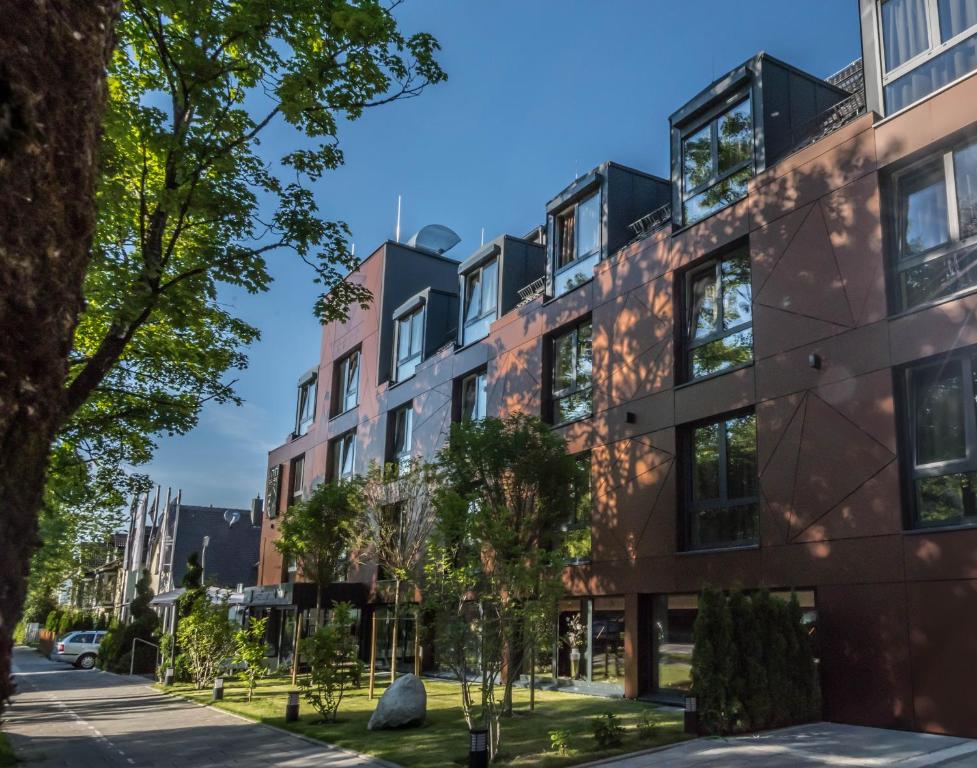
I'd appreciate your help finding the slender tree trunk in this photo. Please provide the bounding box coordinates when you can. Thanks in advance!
[390,577,400,684]
[0,1,119,714]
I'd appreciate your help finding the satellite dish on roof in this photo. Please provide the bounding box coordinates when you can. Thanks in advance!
[223,509,241,527]
[406,224,461,255]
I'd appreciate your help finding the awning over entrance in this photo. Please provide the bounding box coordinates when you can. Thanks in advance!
[149,588,186,606]
[243,581,367,610]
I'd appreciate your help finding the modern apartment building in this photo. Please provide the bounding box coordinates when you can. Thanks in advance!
[256,1,977,738]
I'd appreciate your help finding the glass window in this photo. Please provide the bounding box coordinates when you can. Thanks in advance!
[654,594,697,693]
[295,376,317,435]
[334,350,360,415]
[554,192,601,297]
[395,307,424,381]
[685,412,758,549]
[331,431,356,482]
[289,454,305,505]
[591,599,626,685]
[680,95,753,225]
[389,404,413,472]
[564,452,592,562]
[907,352,977,527]
[881,0,977,112]
[462,259,499,345]
[551,319,593,424]
[893,139,977,309]
[459,370,487,422]
[686,247,753,380]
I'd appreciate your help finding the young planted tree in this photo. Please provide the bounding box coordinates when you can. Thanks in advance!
[275,482,357,622]
[353,460,437,683]
[234,616,268,703]
[176,597,235,690]
[427,414,581,760]
[0,0,445,712]
[300,602,362,722]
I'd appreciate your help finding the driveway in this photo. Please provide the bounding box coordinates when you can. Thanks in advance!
[3,646,391,767]
[592,722,977,767]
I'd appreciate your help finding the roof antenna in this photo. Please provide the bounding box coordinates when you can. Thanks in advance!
[395,194,402,242]
[480,227,485,246]
[351,242,356,258]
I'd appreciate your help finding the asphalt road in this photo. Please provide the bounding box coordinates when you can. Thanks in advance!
[3,646,391,767]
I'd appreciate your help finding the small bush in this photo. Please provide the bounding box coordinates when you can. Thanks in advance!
[548,729,571,755]
[637,710,657,740]
[591,712,624,749]
[45,609,62,632]
[300,602,362,723]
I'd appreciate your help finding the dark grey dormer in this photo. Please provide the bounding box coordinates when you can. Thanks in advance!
[457,235,545,346]
[391,287,458,383]
[670,53,849,228]
[545,162,671,299]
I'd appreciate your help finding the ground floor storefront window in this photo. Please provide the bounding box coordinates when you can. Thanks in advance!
[539,596,627,692]
[372,604,418,673]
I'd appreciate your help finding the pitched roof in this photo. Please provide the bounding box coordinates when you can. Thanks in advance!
[169,504,261,590]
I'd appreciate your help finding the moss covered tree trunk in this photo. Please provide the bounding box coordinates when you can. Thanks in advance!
[0,1,118,713]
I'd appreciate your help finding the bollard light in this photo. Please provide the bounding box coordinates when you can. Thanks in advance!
[213,677,224,701]
[683,695,698,735]
[468,728,489,768]
[164,667,174,687]
[285,690,300,722]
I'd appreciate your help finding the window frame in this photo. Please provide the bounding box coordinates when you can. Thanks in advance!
[458,368,488,423]
[550,317,594,426]
[553,191,602,295]
[679,91,754,225]
[902,350,977,528]
[890,136,977,311]
[329,430,357,483]
[878,0,977,86]
[462,259,499,344]
[683,246,754,382]
[681,410,759,551]
[394,306,425,382]
[388,403,414,472]
[332,349,360,417]
[289,454,305,507]
[295,375,317,436]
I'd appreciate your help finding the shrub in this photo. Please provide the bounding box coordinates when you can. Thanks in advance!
[691,586,735,735]
[637,710,657,740]
[591,712,624,749]
[300,602,362,722]
[548,729,571,755]
[177,598,235,689]
[98,573,158,674]
[234,617,269,702]
[44,609,62,632]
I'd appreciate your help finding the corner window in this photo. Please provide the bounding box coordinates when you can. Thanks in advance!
[564,452,592,562]
[330,431,356,483]
[389,403,413,472]
[459,369,488,422]
[892,138,977,309]
[462,259,499,345]
[880,0,977,112]
[551,318,593,425]
[395,307,424,382]
[554,192,601,297]
[905,351,977,527]
[333,350,360,416]
[685,246,753,380]
[295,376,317,436]
[683,412,758,550]
[681,95,753,225]
[289,454,305,507]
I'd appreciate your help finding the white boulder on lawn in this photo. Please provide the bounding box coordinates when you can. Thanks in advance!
[367,673,427,730]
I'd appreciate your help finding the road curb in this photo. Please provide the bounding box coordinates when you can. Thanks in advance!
[150,684,402,768]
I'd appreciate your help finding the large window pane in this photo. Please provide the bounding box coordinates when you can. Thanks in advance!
[565,453,592,561]
[692,503,758,548]
[591,606,625,684]
[656,594,696,692]
[397,317,410,360]
[481,259,498,314]
[899,244,977,306]
[885,33,977,112]
[918,472,977,523]
[717,99,752,175]
[557,210,575,268]
[576,321,593,382]
[461,371,487,422]
[576,193,600,260]
[689,268,718,339]
[684,168,751,224]
[464,271,482,323]
[938,0,977,41]
[683,124,712,193]
[687,250,753,380]
[555,390,592,424]
[552,320,592,423]
[726,414,758,498]
[692,422,721,501]
[553,334,575,392]
[721,255,753,329]
[882,0,930,71]
[901,165,950,257]
[915,362,967,464]
[410,310,423,356]
[954,141,977,240]
[691,330,754,379]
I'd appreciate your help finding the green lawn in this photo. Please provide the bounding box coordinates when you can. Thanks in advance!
[0,731,16,767]
[161,675,689,766]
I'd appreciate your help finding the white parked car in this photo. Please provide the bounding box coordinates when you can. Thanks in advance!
[52,630,108,669]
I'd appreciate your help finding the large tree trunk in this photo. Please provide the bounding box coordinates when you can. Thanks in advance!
[0,1,118,713]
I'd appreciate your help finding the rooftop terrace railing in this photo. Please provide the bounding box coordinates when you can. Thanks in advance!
[787,58,867,155]
[624,201,673,248]
[516,276,546,306]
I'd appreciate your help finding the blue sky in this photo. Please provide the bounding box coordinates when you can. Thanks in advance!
[143,0,863,509]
